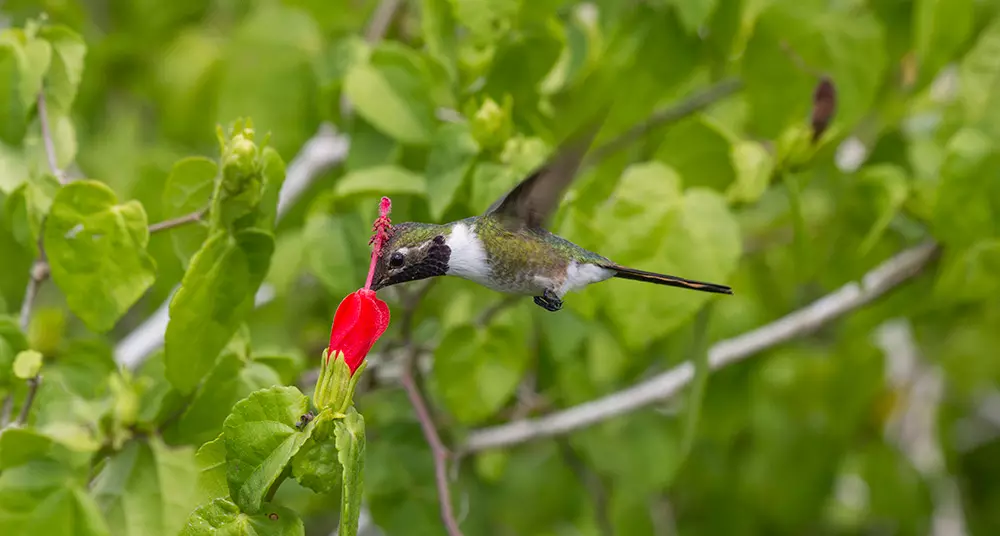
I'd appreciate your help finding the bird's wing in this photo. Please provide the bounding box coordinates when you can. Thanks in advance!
[485,108,610,231]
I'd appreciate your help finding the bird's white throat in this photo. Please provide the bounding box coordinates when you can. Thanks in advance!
[444,222,491,284]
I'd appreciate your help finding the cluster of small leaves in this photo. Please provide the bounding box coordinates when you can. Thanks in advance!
[1,0,1000,535]
[0,16,369,535]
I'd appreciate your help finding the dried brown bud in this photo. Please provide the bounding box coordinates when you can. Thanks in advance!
[811,76,836,143]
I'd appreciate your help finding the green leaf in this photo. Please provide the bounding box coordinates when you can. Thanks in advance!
[0,427,89,470]
[13,349,42,379]
[856,164,909,254]
[727,140,775,204]
[165,229,274,394]
[3,174,60,248]
[91,438,199,536]
[449,0,519,46]
[180,498,303,536]
[421,0,458,79]
[257,147,286,230]
[913,0,973,83]
[334,165,427,199]
[591,162,741,348]
[742,3,886,137]
[666,0,719,34]
[933,129,1000,247]
[425,123,479,220]
[162,157,217,266]
[343,58,436,145]
[0,315,28,355]
[0,338,13,387]
[433,324,530,424]
[960,18,1000,136]
[302,211,365,297]
[44,180,157,333]
[933,240,1000,304]
[195,436,228,504]
[573,411,681,495]
[0,140,29,193]
[0,460,110,536]
[0,38,29,145]
[167,353,281,446]
[335,408,366,536]
[224,386,315,514]
[291,416,340,494]
[38,26,86,114]
[654,116,735,192]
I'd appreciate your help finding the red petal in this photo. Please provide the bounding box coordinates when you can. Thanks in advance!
[328,291,363,358]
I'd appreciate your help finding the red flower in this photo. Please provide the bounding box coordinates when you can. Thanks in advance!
[326,197,393,375]
[327,289,389,374]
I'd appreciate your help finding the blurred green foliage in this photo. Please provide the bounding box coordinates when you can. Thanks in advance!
[1,0,1000,535]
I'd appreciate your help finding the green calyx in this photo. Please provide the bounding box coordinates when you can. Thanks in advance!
[313,348,368,414]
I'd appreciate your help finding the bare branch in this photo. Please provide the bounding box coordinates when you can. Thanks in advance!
[148,208,207,234]
[0,395,13,427]
[8,94,65,430]
[19,261,49,331]
[400,350,463,536]
[587,78,743,165]
[14,376,41,427]
[462,241,939,453]
[36,93,68,184]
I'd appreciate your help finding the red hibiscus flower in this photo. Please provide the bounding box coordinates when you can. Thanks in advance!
[326,197,393,375]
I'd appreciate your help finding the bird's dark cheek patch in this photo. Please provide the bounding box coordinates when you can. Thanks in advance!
[385,243,451,286]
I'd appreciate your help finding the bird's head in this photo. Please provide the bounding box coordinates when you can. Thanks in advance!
[370,222,452,291]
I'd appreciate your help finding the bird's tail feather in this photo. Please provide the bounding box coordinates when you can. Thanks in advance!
[604,265,733,295]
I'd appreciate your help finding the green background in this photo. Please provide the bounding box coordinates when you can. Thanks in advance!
[2,0,1000,534]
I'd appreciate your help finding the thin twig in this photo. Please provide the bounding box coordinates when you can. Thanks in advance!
[0,395,13,427]
[462,241,940,452]
[587,78,743,164]
[20,261,49,331]
[400,349,463,536]
[8,95,67,430]
[148,208,207,234]
[14,376,40,426]
[393,280,462,536]
[364,0,402,42]
[36,93,68,184]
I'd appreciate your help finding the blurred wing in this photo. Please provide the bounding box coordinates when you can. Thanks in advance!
[486,109,610,231]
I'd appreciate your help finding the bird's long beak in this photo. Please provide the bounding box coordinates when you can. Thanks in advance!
[369,262,388,291]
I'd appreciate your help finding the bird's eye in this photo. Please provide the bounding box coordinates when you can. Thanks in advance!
[388,252,405,268]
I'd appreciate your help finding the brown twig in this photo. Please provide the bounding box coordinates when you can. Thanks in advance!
[394,281,463,536]
[148,208,208,234]
[400,356,462,536]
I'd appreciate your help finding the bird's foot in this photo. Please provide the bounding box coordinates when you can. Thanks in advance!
[533,290,563,312]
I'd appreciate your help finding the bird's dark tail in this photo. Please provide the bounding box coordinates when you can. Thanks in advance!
[604,265,733,295]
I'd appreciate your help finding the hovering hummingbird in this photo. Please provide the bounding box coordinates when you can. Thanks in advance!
[370,114,733,312]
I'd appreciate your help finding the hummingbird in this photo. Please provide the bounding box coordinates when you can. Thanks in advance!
[370,114,733,312]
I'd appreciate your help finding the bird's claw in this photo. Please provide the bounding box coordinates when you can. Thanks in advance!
[533,290,563,312]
